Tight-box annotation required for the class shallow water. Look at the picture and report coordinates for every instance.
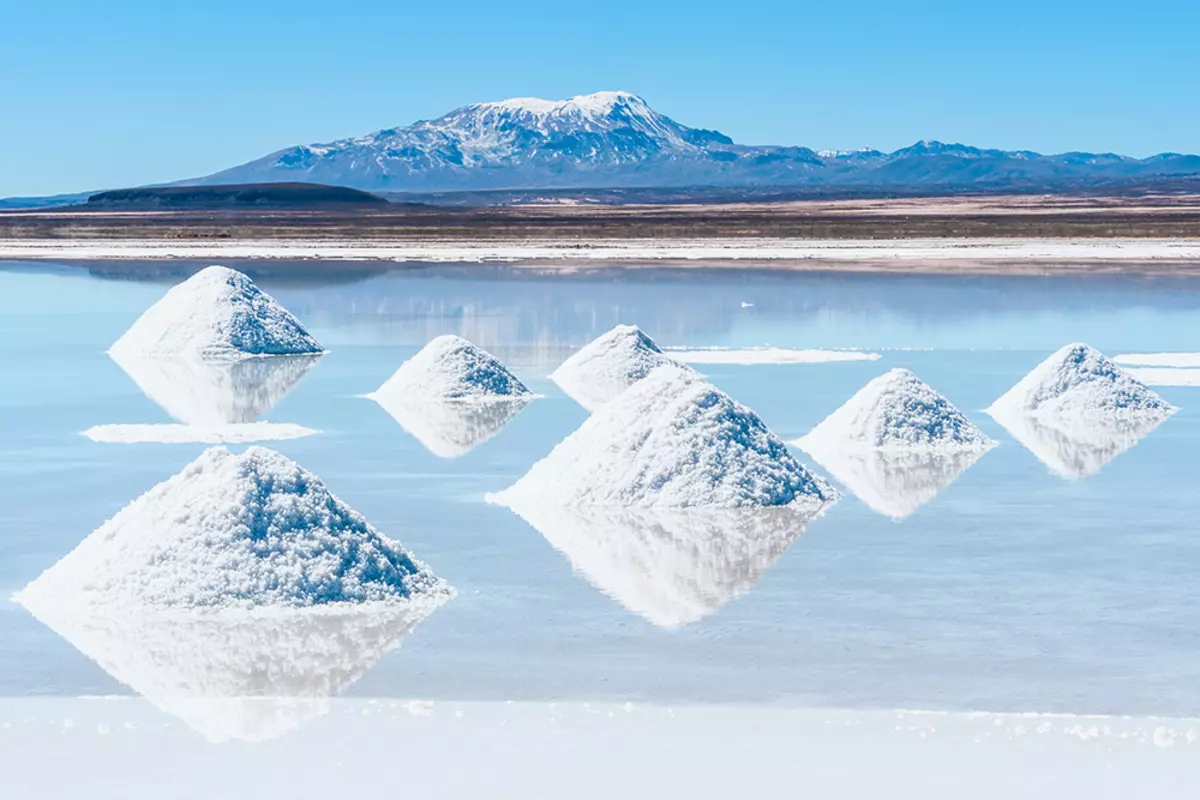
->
[2,262,1199,716]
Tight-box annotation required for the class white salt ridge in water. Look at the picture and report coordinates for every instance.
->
[18,601,443,743]
[668,347,881,365]
[491,366,837,509]
[109,266,324,360]
[795,369,994,519]
[987,343,1176,420]
[1126,367,1200,387]
[83,422,318,444]
[987,344,1176,479]
[504,504,823,628]
[16,446,450,611]
[551,324,691,411]
[371,334,533,402]
[1114,352,1200,368]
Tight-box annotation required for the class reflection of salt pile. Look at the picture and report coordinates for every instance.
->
[796,368,995,519]
[551,325,691,411]
[18,602,441,743]
[506,504,821,628]
[492,366,834,623]
[368,335,534,457]
[15,446,450,741]
[109,265,324,359]
[987,343,1176,478]
[85,351,321,443]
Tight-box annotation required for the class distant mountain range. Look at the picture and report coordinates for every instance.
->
[187,90,1200,193]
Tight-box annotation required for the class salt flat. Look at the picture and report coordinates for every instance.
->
[5,237,1200,270]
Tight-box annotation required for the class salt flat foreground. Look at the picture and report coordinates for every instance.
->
[5,237,1200,274]
[2,699,1197,799]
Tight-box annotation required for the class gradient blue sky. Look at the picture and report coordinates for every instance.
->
[2,0,1197,196]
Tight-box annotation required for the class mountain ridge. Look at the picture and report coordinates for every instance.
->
[186,91,1200,193]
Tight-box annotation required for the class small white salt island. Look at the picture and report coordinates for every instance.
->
[92,266,325,444]
[489,365,836,627]
[795,367,996,520]
[368,334,535,458]
[551,324,691,412]
[986,343,1177,478]
[15,446,451,742]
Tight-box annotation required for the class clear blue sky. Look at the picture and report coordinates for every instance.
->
[2,0,1197,196]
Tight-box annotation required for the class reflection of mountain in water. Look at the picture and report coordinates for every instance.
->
[504,503,821,628]
[87,352,323,443]
[19,600,444,743]
[371,395,531,458]
[799,445,988,520]
[990,410,1170,479]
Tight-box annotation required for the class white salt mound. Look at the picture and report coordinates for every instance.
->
[491,366,837,509]
[16,446,450,611]
[799,368,995,451]
[505,503,820,628]
[109,266,324,360]
[551,324,691,411]
[371,334,532,402]
[987,343,1176,420]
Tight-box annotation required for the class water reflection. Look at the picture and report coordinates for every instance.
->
[370,395,532,458]
[989,409,1171,479]
[503,503,822,628]
[798,445,989,520]
[86,352,322,443]
[17,600,444,743]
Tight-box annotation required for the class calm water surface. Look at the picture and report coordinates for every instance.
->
[2,262,1199,716]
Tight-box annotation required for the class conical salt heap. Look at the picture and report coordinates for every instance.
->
[109,266,324,360]
[15,446,450,742]
[368,335,534,457]
[16,446,450,610]
[551,324,691,412]
[986,343,1176,478]
[795,368,995,519]
[491,365,837,509]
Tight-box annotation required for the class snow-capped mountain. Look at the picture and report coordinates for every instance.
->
[191,91,1200,192]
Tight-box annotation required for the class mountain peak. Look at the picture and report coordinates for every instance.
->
[476,90,647,118]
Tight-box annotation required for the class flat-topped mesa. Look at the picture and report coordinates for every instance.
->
[800,367,996,452]
[371,335,533,402]
[491,366,837,510]
[987,342,1177,420]
[15,446,450,612]
[551,324,691,411]
[109,266,324,360]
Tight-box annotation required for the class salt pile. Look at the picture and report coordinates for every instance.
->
[368,335,533,457]
[16,446,450,611]
[109,265,324,360]
[550,324,691,411]
[986,343,1176,478]
[795,368,994,519]
[18,600,441,743]
[85,350,321,444]
[506,504,819,628]
[987,343,1176,420]
[371,335,533,401]
[491,366,836,509]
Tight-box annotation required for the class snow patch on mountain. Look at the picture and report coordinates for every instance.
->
[490,366,837,509]
[109,266,324,360]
